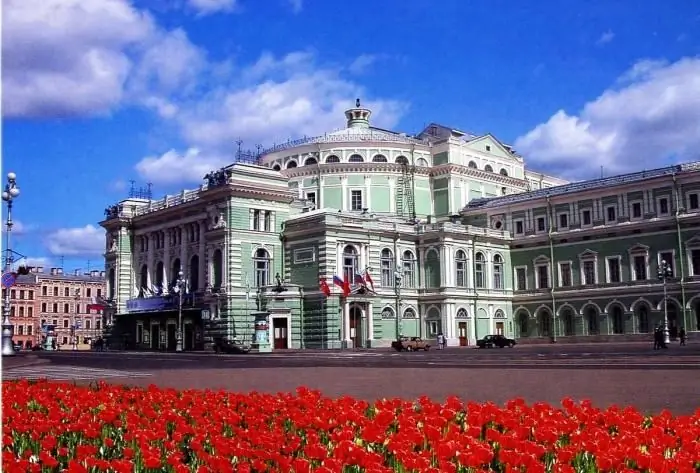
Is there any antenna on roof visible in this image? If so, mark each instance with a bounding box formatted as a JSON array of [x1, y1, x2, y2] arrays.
[[235, 138, 243, 154], [87, 260, 91, 272], [60, 255, 65, 269], [600, 166, 604, 178], [129, 180, 136, 195]]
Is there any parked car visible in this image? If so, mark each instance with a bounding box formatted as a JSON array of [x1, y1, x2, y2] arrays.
[[212, 337, 251, 354], [476, 334, 516, 348], [13, 342, 22, 352], [391, 336, 431, 352]]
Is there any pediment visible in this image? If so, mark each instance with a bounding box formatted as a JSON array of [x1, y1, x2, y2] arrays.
[[464, 134, 515, 160], [533, 255, 550, 264], [578, 249, 598, 259], [686, 234, 700, 247], [628, 243, 650, 254]]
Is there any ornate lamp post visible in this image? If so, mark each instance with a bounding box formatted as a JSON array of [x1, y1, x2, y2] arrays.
[[2, 172, 20, 357], [393, 270, 402, 339], [175, 270, 186, 352], [657, 260, 673, 345]]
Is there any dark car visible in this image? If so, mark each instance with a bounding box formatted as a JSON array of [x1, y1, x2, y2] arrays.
[[476, 334, 516, 348], [391, 336, 431, 352], [212, 337, 251, 354]]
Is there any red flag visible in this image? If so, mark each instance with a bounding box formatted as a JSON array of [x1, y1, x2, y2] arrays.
[[342, 278, 351, 297], [364, 271, 375, 291], [319, 279, 331, 297]]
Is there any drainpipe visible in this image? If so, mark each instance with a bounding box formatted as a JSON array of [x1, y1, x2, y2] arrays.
[[279, 221, 286, 280], [471, 235, 478, 345], [672, 173, 689, 330], [547, 195, 557, 343]]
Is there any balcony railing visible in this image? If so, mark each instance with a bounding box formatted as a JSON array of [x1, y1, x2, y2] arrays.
[[260, 131, 431, 156]]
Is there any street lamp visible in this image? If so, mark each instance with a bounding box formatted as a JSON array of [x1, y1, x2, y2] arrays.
[[657, 260, 673, 345], [394, 270, 402, 339], [73, 289, 80, 350], [2, 172, 20, 357], [175, 270, 186, 352]]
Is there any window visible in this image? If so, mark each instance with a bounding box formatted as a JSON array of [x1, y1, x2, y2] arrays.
[[474, 253, 485, 288], [380, 249, 394, 287], [63, 319, 69, 328], [252, 210, 260, 231], [484, 164, 494, 172], [536, 264, 550, 289], [28, 307, 33, 317], [605, 205, 616, 223], [53, 287, 58, 297], [402, 251, 416, 288], [253, 249, 271, 288], [27, 326, 32, 335], [455, 250, 467, 287], [658, 197, 670, 216], [17, 326, 23, 336], [691, 249, 700, 276], [607, 257, 621, 283], [348, 154, 364, 163], [325, 155, 340, 163], [52, 319, 57, 327], [52, 303, 58, 313], [425, 249, 441, 288], [86, 320, 91, 330], [536, 217, 546, 232], [293, 248, 315, 264], [427, 320, 440, 337], [306, 192, 316, 207], [581, 209, 592, 226], [689, 193, 699, 211], [62, 337, 68, 345], [493, 254, 504, 290], [42, 286, 47, 296], [76, 304, 81, 313], [630, 201, 643, 220], [41, 303, 47, 312], [342, 246, 358, 285], [29, 291, 34, 300], [19, 307, 24, 317], [10, 290, 16, 299], [97, 289, 102, 298], [559, 262, 572, 287], [514, 220, 524, 235], [515, 267, 527, 291], [485, 145, 491, 152], [64, 303, 69, 313], [558, 213, 569, 229], [350, 190, 363, 211], [632, 255, 648, 280], [19, 290, 25, 300], [96, 320, 101, 330], [582, 260, 596, 285], [264, 211, 272, 232], [658, 251, 674, 277]]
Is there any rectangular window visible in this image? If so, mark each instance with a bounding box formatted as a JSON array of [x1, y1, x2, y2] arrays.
[[27, 326, 32, 335], [536, 265, 549, 289], [689, 193, 699, 211], [350, 190, 363, 211], [606, 206, 616, 222], [17, 326, 23, 336], [582, 260, 596, 285], [559, 263, 572, 287], [536, 217, 546, 232], [658, 197, 669, 216], [428, 321, 439, 337], [86, 320, 91, 330], [42, 286, 47, 296], [558, 213, 568, 229], [63, 319, 69, 328], [633, 255, 647, 280], [29, 290, 34, 300], [87, 288, 92, 298], [692, 249, 700, 276], [514, 220, 524, 235], [19, 290, 25, 300], [515, 267, 527, 291], [293, 248, 315, 264], [631, 201, 642, 219], [658, 251, 674, 277], [252, 210, 260, 231], [28, 307, 33, 317], [52, 319, 58, 327], [306, 192, 316, 207], [264, 211, 272, 232], [581, 209, 592, 226], [607, 258, 621, 283], [10, 290, 16, 299]]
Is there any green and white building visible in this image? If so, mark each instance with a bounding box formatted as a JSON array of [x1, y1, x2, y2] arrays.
[[100, 101, 699, 351]]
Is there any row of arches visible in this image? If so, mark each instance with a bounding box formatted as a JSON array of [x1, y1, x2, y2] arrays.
[[467, 161, 509, 176], [271, 154, 431, 170]]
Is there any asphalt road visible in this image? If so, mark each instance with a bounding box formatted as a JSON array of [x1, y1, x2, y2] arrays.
[[3, 343, 699, 415]]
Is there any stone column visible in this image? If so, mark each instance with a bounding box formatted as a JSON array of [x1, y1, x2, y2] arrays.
[[147, 234, 155, 290], [198, 222, 206, 290], [343, 300, 351, 346], [366, 301, 374, 343], [341, 177, 348, 211], [162, 228, 171, 292], [179, 225, 188, 276]]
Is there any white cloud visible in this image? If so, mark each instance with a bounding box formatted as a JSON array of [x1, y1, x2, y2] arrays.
[[136, 148, 228, 185], [44, 225, 105, 256], [596, 30, 615, 45], [349, 54, 379, 74], [288, 0, 303, 14], [1, 220, 29, 235], [514, 57, 700, 179], [23, 257, 53, 268], [187, 0, 237, 15]]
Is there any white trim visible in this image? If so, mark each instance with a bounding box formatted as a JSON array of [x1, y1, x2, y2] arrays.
[[657, 249, 676, 277], [688, 247, 700, 277], [578, 250, 598, 286], [629, 199, 643, 221], [656, 195, 671, 217], [605, 204, 617, 223], [557, 260, 573, 288], [605, 255, 622, 283], [349, 188, 364, 211], [513, 218, 525, 235], [580, 207, 593, 227], [557, 211, 569, 230], [534, 263, 551, 289], [687, 191, 700, 212], [629, 250, 650, 281], [513, 265, 528, 291], [535, 215, 547, 234], [269, 313, 292, 349]]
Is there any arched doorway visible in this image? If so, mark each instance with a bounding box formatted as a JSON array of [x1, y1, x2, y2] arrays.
[[635, 304, 650, 333], [516, 311, 529, 338], [537, 309, 552, 338], [154, 262, 164, 292], [349, 306, 363, 348], [611, 306, 625, 334], [694, 300, 700, 332], [189, 255, 200, 291], [666, 302, 679, 339], [585, 308, 599, 335], [425, 307, 441, 340], [171, 258, 181, 288], [139, 265, 148, 296], [561, 309, 575, 336]]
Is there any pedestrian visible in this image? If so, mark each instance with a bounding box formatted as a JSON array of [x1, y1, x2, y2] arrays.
[[679, 327, 686, 346], [653, 326, 661, 350], [436, 332, 444, 350]]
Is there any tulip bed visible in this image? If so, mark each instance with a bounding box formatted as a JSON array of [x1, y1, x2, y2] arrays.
[[2, 381, 699, 473]]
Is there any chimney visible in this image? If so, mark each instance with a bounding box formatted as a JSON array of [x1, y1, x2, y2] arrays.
[[74, 269, 81, 276], [91, 270, 99, 277], [99, 271, 105, 278], [37, 266, 44, 273], [57, 268, 64, 275], [50, 268, 57, 275]]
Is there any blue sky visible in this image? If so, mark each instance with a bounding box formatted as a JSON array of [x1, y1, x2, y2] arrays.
[[3, 0, 700, 271]]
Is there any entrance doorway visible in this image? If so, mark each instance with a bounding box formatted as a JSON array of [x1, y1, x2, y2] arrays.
[[458, 322, 468, 346], [273, 317, 288, 349], [495, 322, 504, 335], [184, 323, 194, 351], [150, 324, 159, 350], [167, 324, 176, 351], [349, 306, 362, 348]]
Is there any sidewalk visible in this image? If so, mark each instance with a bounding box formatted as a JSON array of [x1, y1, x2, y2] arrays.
[[1, 354, 51, 370]]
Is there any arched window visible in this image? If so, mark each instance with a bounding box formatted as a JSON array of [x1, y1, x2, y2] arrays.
[[455, 250, 467, 287], [416, 158, 429, 167], [586, 308, 599, 335], [456, 308, 468, 318], [425, 249, 441, 288], [52, 303, 58, 313], [372, 154, 387, 162], [380, 249, 394, 287], [63, 303, 69, 313], [538, 310, 552, 337], [171, 258, 181, 287], [402, 250, 416, 288], [108, 268, 116, 299], [342, 246, 358, 284], [612, 306, 624, 334], [638, 305, 649, 333], [381, 307, 395, 319], [189, 255, 200, 291], [484, 164, 494, 173], [348, 154, 364, 163], [254, 249, 271, 288], [304, 157, 318, 166], [272, 164, 281, 171], [286, 161, 298, 169], [154, 262, 164, 291], [325, 155, 340, 163], [517, 311, 529, 337], [493, 254, 504, 290], [403, 308, 417, 318], [140, 265, 148, 293], [500, 168, 509, 176], [212, 249, 223, 289], [468, 161, 477, 169], [395, 156, 409, 165], [474, 253, 485, 288]]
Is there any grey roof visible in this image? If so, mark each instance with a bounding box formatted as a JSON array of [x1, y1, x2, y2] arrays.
[[463, 161, 700, 212], [12, 274, 38, 285], [36, 273, 105, 283]]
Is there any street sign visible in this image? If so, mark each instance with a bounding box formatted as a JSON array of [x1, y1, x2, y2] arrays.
[[1, 272, 16, 288]]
